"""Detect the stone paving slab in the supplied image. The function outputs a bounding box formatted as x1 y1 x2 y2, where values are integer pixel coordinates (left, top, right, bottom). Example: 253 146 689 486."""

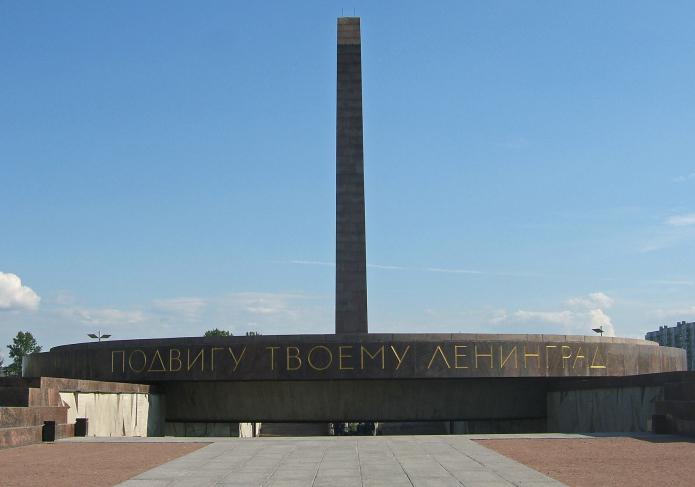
113 436 566 487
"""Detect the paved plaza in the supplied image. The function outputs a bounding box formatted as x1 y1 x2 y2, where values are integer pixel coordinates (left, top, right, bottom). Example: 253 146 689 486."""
107 435 564 487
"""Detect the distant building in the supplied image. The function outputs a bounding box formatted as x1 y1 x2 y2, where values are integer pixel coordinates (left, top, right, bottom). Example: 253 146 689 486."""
645 320 695 371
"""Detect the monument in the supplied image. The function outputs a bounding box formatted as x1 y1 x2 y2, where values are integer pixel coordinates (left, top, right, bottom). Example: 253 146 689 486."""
336 17 368 334
22 18 686 430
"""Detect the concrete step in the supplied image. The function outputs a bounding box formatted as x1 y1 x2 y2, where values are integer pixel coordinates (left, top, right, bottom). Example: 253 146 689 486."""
0 406 69 428
259 422 329 437
655 400 695 421
56 422 75 440
0 422 75 449
664 382 695 401
0 425 42 449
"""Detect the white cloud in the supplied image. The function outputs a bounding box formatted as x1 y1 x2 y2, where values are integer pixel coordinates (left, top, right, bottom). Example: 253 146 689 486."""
369 264 407 270
673 172 695 183
290 260 334 267
425 267 483 275
51 290 76 306
152 297 207 320
0 272 40 311
652 306 695 322
639 216 695 252
509 310 574 325
61 307 146 326
567 292 614 310
491 292 616 337
666 213 695 227
290 260 484 275
221 292 312 319
642 279 694 286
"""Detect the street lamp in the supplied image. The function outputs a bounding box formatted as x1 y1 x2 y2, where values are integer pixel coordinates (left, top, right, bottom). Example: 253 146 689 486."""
592 325 604 337
87 331 111 342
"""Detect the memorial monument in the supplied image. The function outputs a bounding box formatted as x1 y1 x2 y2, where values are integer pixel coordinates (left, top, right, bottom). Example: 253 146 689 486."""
336 17 368 335
23 18 686 430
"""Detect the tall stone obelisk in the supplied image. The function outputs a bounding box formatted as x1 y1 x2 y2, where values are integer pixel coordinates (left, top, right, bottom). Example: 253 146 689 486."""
335 17 368 334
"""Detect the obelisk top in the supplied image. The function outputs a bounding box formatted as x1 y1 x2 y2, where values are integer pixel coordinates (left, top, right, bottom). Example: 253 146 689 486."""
337 17 361 45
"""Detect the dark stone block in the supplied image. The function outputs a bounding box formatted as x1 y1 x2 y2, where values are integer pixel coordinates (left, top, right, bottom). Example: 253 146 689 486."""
652 414 670 434
75 418 88 437
42 421 55 442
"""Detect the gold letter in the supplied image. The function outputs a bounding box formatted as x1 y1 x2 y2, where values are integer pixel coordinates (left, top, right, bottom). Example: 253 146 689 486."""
111 350 125 373
148 349 166 372
475 345 494 369
307 346 332 371
360 345 385 369
210 347 223 371
228 346 247 372
500 345 518 369
128 350 147 373
572 346 586 368
545 345 557 369
391 345 410 370
590 346 607 369
338 346 354 370
524 345 540 368
286 346 302 371
427 345 452 369
561 345 572 369
187 348 205 372
266 346 279 370
454 345 469 369
169 349 182 372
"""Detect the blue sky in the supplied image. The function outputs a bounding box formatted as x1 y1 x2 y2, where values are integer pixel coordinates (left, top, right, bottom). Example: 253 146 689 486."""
1 1 694 354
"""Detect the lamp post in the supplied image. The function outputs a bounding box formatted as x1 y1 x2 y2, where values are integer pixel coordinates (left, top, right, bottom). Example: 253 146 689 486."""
592 325 604 337
87 331 111 342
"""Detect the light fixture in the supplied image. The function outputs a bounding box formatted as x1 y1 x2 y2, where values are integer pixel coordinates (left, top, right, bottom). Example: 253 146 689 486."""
87 331 111 342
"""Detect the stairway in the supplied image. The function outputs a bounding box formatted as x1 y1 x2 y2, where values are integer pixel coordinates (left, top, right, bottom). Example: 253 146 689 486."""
0 377 75 449
653 379 695 436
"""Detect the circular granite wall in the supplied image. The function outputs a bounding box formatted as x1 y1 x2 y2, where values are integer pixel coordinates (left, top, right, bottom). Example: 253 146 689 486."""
23 333 685 382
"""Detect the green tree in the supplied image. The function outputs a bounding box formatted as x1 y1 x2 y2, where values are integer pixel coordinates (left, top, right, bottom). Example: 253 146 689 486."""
204 328 231 337
6 331 42 376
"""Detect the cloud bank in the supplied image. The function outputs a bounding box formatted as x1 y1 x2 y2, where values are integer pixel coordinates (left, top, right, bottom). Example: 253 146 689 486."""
492 292 616 337
666 213 695 227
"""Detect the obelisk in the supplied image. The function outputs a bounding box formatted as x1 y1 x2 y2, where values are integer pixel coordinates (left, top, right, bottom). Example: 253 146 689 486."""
335 17 368 334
